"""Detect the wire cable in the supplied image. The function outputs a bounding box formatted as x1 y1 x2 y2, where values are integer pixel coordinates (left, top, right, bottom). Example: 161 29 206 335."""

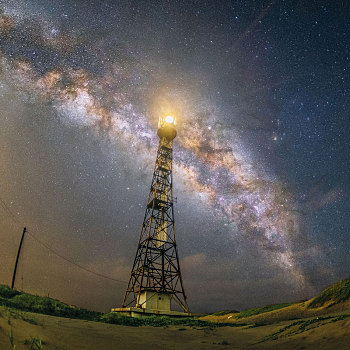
26 230 126 284
0 192 126 284
0 194 21 226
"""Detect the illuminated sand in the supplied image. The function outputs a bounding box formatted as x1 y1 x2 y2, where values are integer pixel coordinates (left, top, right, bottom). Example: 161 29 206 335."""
1 306 349 350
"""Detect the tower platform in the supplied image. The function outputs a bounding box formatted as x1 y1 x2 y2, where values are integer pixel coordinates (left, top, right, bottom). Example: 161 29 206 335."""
111 307 193 318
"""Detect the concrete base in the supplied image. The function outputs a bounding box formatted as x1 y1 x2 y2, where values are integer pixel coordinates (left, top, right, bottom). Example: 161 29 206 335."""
111 307 193 318
138 291 171 311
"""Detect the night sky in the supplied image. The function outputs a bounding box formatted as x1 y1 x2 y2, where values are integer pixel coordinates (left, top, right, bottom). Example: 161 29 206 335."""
0 0 349 313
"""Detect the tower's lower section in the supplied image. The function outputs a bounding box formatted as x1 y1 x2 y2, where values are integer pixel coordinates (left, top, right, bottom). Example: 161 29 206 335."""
138 291 171 311
111 307 192 318
112 291 192 318
112 291 192 317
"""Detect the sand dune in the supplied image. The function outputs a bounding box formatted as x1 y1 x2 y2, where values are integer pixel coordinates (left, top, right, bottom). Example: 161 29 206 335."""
201 299 350 325
1 278 349 349
1 306 349 349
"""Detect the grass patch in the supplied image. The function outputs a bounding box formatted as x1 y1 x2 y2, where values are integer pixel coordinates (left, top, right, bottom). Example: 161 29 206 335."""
308 277 350 308
100 313 242 328
246 322 268 328
0 285 101 321
235 302 295 319
261 314 350 342
24 336 46 349
211 310 239 316
8 328 15 349
21 316 41 326
0 286 21 299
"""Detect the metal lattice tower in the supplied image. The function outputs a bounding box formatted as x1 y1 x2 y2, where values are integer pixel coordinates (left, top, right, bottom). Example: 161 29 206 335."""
122 115 189 313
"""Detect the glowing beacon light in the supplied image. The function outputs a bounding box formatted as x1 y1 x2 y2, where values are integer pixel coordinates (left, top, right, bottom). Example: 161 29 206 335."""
158 114 177 141
164 115 175 125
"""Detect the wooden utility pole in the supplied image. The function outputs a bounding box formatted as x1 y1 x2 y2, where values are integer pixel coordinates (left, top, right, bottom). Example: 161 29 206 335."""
11 227 26 289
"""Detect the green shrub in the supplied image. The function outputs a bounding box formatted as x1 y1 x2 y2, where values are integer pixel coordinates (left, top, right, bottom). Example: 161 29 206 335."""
100 313 239 328
0 285 21 299
218 340 230 345
28 336 45 350
100 313 144 326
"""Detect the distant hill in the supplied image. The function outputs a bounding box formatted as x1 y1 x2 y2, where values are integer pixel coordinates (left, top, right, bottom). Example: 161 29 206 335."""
308 277 350 308
0 284 101 320
202 277 350 324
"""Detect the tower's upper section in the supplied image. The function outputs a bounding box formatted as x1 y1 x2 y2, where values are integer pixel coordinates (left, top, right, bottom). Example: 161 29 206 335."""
157 115 177 141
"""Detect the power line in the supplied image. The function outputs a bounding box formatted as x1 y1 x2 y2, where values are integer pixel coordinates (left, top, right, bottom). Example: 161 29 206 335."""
26 230 126 284
0 193 126 284
0 194 21 226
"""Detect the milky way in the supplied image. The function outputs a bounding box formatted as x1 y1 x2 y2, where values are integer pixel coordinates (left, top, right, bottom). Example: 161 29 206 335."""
0 5 309 286
1 1 348 312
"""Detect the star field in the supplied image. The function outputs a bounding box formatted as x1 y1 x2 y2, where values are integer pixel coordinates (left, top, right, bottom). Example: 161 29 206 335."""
0 0 349 313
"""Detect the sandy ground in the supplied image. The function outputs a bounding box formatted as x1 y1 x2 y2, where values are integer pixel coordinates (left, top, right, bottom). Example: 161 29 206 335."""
1 307 350 349
201 299 350 325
